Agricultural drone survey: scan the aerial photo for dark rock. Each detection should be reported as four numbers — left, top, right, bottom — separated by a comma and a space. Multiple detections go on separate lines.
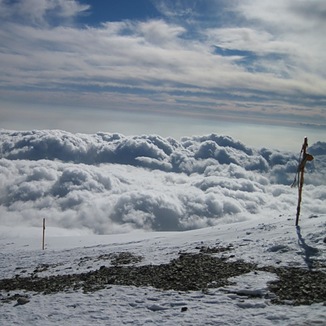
261, 266, 326, 305
14, 296, 30, 306
1, 250, 325, 306
0, 252, 255, 295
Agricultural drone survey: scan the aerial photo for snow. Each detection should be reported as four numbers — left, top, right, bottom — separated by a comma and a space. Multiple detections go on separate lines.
1, 214, 325, 325
0, 130, 325, 325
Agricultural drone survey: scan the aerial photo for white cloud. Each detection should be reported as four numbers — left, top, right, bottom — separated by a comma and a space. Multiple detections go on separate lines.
234, 0, 326, 74
0, 129, 324, 234
0, 0, 325, 127
136, 19, 186, 46
153, 0, 199, 19
0, 0, 89, 25
206, 27, 299, 59
237, 0, 326, 31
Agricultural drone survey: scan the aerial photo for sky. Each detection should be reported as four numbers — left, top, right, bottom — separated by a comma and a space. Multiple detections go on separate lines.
0, 0, 325, 150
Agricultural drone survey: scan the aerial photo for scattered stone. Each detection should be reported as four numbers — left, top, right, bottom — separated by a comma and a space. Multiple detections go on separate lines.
261, 266, 326, 305
0, 252, 256, 295
199, 245, 233, 254
110, 252, 143, 265
33, 264, 50, 273
1, 249, 325, 306
14, 296, 30, 306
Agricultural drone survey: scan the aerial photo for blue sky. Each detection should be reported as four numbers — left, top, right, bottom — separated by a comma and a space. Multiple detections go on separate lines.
0, 0, 325, 149
78, 0, 161, 23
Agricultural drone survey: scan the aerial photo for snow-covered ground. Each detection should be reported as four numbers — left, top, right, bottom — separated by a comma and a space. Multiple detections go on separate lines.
0, 213, 325, 325
0, 129, 325, 325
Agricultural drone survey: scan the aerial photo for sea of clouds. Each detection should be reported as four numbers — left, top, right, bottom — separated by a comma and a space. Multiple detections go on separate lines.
0, 129, 325, 234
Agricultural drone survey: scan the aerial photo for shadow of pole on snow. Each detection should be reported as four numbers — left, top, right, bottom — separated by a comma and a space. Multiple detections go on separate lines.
296, 225, 319, 270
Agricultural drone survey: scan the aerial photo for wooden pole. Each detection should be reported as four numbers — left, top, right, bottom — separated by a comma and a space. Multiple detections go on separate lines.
295, 137, 308, 226
42, 218, 45, 250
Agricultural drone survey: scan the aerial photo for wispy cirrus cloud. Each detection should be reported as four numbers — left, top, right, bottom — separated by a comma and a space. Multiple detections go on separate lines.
0, 0, 89, 25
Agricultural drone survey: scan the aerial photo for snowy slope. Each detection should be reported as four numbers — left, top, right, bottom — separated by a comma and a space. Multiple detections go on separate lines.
0, 214, 326, 325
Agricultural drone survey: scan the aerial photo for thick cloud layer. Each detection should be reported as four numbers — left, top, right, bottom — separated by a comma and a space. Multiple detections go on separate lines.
0, 129, 325, 234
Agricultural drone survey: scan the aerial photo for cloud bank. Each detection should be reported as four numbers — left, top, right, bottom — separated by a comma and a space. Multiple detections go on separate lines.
0, 129, 325, 234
